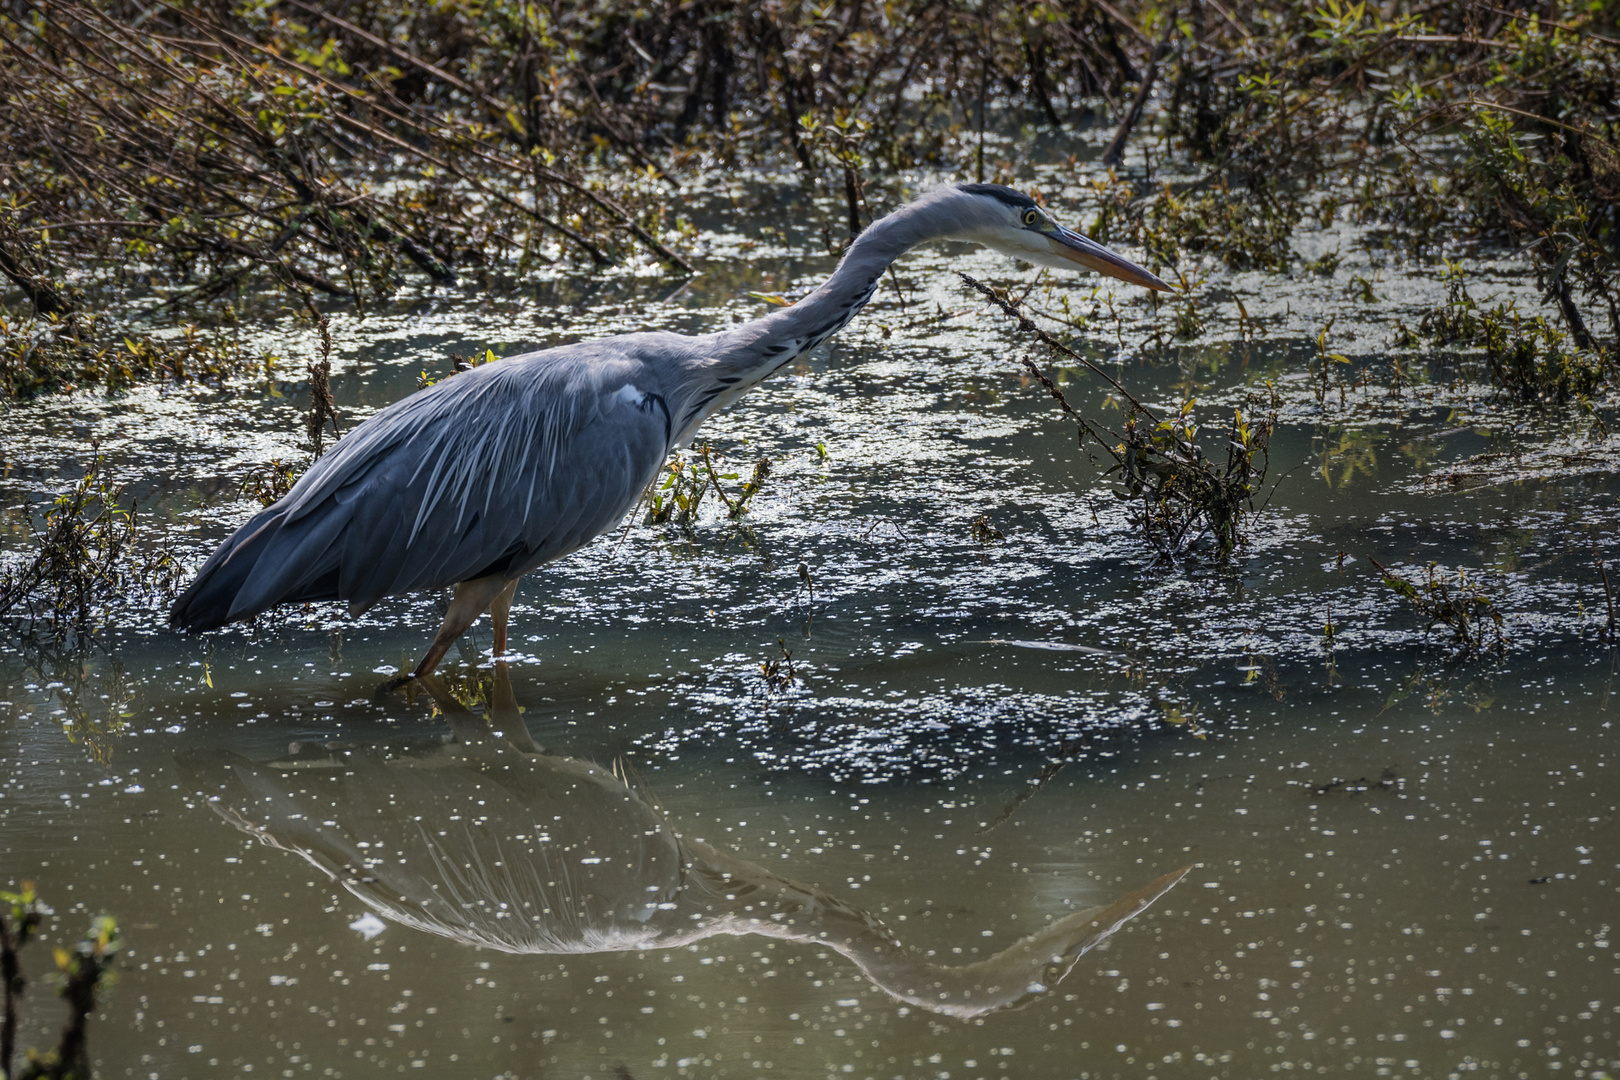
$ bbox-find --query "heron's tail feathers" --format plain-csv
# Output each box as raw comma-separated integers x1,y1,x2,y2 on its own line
169,503,351,632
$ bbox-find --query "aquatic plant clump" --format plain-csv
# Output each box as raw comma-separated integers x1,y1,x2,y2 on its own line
0,450,184,635
961,273,1276,561
0,310,270,399
1407,263,1615,405
1115,398,1277,561
1,882,122,1080
1371,558,1507,657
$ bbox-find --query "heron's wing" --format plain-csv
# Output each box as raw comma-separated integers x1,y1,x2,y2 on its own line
171,346,674,629
325,366,672,608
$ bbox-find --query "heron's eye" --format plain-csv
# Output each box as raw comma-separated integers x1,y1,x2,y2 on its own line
1022,209,1040,227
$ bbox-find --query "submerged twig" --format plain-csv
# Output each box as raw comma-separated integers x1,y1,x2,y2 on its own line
1598,556,1617,641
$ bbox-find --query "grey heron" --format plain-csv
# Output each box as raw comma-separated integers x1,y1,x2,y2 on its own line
170,183,1170,681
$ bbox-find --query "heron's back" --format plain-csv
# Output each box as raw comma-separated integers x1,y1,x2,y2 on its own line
170,336,692,631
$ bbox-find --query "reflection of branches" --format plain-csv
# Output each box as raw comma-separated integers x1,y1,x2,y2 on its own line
1296,767,1402,799
1379,658,1498,717
860,518,909,542
5,638,137,765
1317,427,1380,489
1597,555,1618,642
979,757,1071,835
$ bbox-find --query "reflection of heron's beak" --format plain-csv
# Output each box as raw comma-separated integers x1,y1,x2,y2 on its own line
1047,227,1173,291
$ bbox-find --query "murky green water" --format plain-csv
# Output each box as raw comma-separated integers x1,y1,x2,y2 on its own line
3,169,1617,1078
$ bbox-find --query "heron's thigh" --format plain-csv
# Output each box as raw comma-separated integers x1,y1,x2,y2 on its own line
440,575,512,636
489,578,519,625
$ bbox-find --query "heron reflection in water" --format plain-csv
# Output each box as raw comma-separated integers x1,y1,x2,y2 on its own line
183,666,1187,1018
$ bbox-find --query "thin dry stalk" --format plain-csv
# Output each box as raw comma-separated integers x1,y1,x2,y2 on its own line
305,316,341,461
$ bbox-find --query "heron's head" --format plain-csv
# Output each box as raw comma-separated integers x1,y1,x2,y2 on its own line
946,183,1172,292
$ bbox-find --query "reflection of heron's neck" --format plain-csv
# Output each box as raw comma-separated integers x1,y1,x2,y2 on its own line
683,839,1187,1019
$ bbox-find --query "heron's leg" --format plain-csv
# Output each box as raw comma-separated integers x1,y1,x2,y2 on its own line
410,575,511,680
488,579,518,656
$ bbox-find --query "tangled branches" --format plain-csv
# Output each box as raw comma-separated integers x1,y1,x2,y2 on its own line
2,1,1615,403
0,0,695,318
0,447,183,634
0,0,1173,322
962,273,1275,562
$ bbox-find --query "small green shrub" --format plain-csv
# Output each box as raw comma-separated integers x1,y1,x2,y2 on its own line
0,448,183,633
2,882,122,1080
963,273,1276,562
1372,559,1505,656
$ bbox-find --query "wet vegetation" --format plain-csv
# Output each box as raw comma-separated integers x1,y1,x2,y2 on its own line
1,883,121,1080
643,442,772,537
1408,262,1614,405
0,307,270,399
1371,557,1507,656
0,447,182,635
963,272,1276,560
0,1,1611,369
758,638,801,696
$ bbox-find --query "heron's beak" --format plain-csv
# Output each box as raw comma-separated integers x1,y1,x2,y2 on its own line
1046,227,1173,292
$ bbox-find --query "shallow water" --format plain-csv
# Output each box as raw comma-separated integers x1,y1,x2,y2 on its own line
2,166,1618,1079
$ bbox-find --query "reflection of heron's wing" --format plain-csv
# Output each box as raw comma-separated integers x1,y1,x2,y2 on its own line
183,745,686,953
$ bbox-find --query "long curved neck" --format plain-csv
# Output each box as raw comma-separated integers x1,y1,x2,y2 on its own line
668,199,963,443
732,216,913,365
726,213,923,372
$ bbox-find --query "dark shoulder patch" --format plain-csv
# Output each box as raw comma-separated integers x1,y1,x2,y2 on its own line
955,183,1036,210
644,392,672,444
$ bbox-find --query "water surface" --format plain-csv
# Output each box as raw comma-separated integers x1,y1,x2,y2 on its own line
2,166,1617,1079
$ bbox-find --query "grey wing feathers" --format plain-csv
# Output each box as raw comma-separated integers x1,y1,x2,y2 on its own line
170,341,675,632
